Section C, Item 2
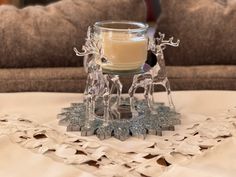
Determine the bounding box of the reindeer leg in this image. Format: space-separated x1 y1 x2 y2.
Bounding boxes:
107 85 119 120
84 73 97 101
110 79 123 120
163 78 175 110
102 91 110 126
129 85 139 117
144 84 157 114
148 84 156 113
84 94 96 128
116 77 123 106
102 75 111 125
110 83 115 95
109 80 122 120
129 85 136 111
91 96 97 119
129 75 138 109
109 82 116 108
150 84 155 106
109 75 122 107
84 97 90 127
144 85 150 107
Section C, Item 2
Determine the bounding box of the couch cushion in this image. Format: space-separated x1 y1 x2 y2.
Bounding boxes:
167 65 236 90
0 67 87 92
0 65 236 93
156 0 236 66
0 67 135 92
0 0 146 68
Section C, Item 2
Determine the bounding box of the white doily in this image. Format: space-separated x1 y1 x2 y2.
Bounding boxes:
0 107 236 177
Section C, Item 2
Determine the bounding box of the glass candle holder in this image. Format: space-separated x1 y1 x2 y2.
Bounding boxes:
94 21 149 72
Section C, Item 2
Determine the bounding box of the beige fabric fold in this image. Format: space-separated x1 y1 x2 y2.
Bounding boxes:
161 137 236 177
0 135 95 177
0 91 236 176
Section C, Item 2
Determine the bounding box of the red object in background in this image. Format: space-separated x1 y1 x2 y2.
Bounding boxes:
145 0 155 21
145 0 160 22
0 0 10 4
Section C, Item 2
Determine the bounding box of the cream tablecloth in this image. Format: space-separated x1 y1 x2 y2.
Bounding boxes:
0 91 236 177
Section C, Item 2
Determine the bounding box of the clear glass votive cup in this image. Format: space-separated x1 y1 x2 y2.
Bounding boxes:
94 21 149 72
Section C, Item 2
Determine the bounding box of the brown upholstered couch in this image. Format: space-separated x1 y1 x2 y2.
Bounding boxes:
0 0 235 93
156 0 236 91
0 0 146 92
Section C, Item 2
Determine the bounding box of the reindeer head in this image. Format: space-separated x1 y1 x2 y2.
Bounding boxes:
74 27 109 73
149 33 180 55
74 26 103 57
74 27 111 72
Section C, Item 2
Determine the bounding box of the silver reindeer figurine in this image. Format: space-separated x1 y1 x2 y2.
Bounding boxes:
152 33 180 109
74 27 124 128
129 33 179 113
74 27 111 128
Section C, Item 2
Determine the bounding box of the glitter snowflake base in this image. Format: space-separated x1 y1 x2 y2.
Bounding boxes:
58 99 181 141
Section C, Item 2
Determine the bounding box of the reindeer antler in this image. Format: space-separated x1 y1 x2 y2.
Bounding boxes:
148 33 180 54
74 26 102 57
156 32 180 50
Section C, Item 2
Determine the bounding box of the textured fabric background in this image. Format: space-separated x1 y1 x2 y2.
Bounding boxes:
0 0 146 68
0 65 236 92
156 0 236 66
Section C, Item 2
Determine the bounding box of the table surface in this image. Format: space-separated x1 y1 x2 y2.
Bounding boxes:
0 91 236 177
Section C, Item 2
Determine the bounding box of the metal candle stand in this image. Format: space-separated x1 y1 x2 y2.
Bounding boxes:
57 26 181 141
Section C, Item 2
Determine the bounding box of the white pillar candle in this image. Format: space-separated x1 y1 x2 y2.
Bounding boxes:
101 32 148 71
94 21 149 72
